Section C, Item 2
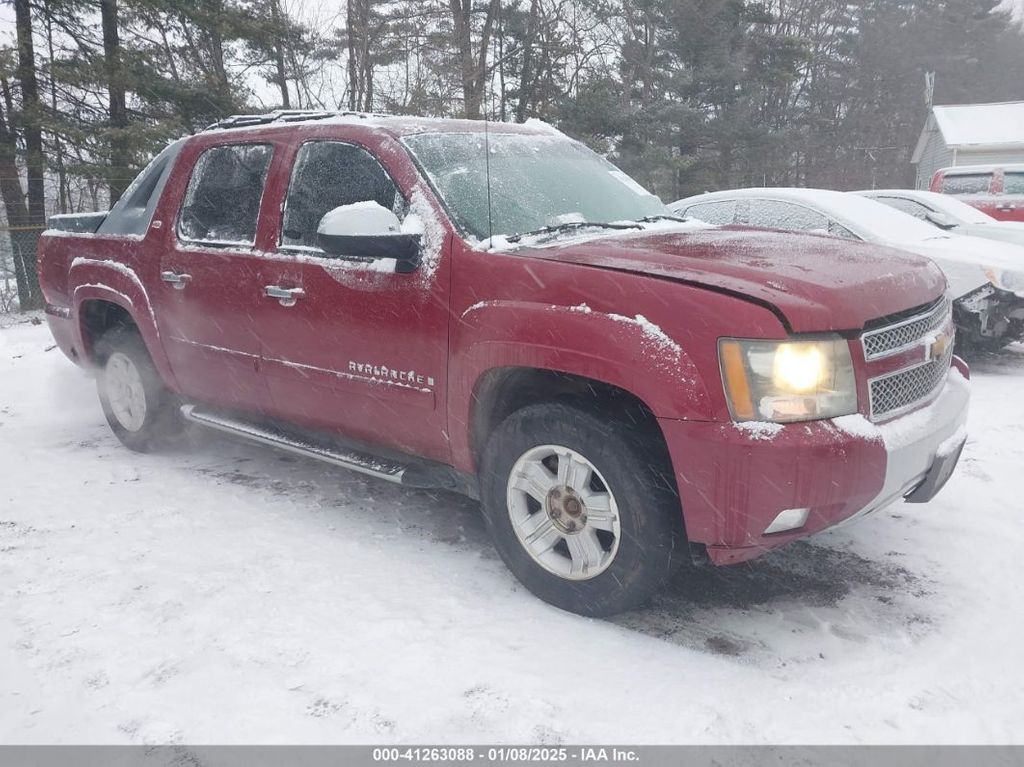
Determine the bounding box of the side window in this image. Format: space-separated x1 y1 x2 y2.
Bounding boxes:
178 143 273 246
744 200 829 232
281 141 402 250
683 200 736 225
124 154 171 210
828 220 858 240
877 197 931 221
1003 172 1024 195
941 173 991 196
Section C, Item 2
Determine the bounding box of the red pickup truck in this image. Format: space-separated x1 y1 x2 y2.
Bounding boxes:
931 164 1024 222
39 111 970 616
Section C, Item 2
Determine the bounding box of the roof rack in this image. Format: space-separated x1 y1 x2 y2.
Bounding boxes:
203 109 388 132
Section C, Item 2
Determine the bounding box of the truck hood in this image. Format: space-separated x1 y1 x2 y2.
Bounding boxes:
516 227 946 333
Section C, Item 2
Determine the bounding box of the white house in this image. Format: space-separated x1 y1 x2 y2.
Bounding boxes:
911 101 1024 189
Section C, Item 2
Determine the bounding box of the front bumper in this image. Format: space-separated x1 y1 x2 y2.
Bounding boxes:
659 365 970 566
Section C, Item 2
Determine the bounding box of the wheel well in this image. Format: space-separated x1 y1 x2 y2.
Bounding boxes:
79 300 136 364
470 366 686 540
470 367 666 462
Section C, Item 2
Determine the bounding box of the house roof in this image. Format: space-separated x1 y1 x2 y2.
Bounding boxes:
912 101 1024 164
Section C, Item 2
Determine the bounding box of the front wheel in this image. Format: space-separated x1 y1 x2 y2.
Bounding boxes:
479 403 684 617
95 325 182 452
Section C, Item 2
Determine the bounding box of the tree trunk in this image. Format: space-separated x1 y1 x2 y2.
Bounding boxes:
347 0 364 110
515 0 540 122
269 0 291 108
202 0 231 98
12 0 43 309
100 0 130 204
449 0 500 119
43 0 69 214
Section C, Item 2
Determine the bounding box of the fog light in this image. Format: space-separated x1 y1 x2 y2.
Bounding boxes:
764 507 810 535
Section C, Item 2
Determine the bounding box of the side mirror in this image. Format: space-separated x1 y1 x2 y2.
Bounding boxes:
924 210 957 230
317 201 421 273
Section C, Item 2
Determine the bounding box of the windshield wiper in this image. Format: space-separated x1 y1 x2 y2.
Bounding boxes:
636 214 689 224
506 221 642 243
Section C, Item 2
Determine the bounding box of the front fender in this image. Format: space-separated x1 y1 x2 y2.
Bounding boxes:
70 259 178 389
449 301 714 469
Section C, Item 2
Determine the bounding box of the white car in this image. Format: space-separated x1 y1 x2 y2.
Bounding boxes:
671 188 1024 349
856 189 1024 248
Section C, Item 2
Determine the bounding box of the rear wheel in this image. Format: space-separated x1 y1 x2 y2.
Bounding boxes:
95 325 181 451
479 403 684 617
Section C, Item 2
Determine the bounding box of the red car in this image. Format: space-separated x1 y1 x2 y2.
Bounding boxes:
930 164 1024 222
38 111 970 616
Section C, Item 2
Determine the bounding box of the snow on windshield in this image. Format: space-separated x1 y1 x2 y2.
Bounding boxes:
918 193 995 225
829 192 946 243
402 132 667 240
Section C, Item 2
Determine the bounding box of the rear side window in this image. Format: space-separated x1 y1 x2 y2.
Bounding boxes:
682 200 736 225
281 141 402 250
178 143 273 246
828 220 858 240
1004 172 1024 195
941 173 991 195
743 199 829 232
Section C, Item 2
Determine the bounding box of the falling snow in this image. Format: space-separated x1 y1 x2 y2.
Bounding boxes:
4 318 1022 744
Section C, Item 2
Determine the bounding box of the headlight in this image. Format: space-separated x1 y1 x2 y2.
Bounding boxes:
995 269 1024 296
719 337 858 423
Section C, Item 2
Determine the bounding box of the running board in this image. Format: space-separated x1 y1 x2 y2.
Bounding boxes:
182 404 407 483
179 405 478 497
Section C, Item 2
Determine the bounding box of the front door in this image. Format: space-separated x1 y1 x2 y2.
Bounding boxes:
154 141 274 412
255 139 451 463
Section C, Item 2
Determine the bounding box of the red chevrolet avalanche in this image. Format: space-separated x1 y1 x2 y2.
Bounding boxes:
38 111 970 616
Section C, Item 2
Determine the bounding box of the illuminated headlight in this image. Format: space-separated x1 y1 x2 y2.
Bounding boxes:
719 337 858 423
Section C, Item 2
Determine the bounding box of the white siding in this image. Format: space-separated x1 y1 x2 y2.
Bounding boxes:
915 130 954 189
957 149 1024 167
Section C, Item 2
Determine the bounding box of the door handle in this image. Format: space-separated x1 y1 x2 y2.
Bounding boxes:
264 285 305 307
160 271 192 290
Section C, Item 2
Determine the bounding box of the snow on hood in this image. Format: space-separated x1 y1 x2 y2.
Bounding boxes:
505 227 948 334
903 234 1024 298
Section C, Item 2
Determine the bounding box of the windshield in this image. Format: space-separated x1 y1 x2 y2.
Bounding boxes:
833 193 949 243
402 132 668 240
918 192 995 225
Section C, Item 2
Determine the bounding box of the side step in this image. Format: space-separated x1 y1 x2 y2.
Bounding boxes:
180 405 477 497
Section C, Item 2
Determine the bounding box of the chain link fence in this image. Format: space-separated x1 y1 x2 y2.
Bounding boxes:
0 225 44 314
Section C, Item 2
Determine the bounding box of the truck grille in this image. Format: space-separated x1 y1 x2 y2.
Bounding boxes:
869 344 954 420
862 298 951 360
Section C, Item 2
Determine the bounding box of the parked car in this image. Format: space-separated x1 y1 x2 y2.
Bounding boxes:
856 188 1024 248
930 164 1024 223
672 188 1024 349
40 111 969 617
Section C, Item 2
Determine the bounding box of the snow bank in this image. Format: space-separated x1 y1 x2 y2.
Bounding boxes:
2 323 1022 745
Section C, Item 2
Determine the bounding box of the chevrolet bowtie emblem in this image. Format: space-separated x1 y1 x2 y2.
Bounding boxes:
929 332 951 361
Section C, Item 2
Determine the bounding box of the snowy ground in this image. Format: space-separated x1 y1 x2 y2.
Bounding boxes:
1 315 1022 745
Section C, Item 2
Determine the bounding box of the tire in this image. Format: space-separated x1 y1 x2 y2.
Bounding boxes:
94 325 182 452
479 402 684 617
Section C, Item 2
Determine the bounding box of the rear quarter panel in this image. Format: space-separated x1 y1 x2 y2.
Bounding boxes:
38 229 176 388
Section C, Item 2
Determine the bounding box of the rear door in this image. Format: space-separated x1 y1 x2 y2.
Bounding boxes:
679 200 737 225
740 199 830 232
254 138 452 463
153 141 274 412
